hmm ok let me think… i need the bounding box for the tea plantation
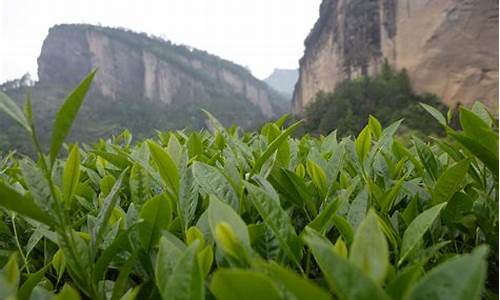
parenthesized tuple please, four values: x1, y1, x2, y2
(0, 71, 497, 299)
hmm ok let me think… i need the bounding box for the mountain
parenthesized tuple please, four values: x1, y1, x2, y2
(292, 0, 499, 114)
(264, 68, 298, 98)
(1, 24, 288, 153)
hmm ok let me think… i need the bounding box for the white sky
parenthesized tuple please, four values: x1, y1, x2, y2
(0, 0, 321, 82)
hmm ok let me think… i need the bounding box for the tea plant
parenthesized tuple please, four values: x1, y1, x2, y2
(0, 71, 498, 299)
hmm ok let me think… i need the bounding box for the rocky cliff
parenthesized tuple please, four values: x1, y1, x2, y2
(38, 24, 286, 119)
(292, 0, 498, 114)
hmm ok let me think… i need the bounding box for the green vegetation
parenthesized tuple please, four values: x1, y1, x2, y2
(0, 81, 276, 155)
(0, 72, 498, 299)
(303, 63, 449, 137)
(0, 24, 288, 154)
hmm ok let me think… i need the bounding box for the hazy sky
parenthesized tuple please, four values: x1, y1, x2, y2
(0, 0, 321, 82)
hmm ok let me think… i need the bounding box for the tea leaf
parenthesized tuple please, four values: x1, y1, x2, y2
(148, 140, 179, 194)
(432, 160, 470, 204)
(252, 120, 302, 173)
(349, 210, 389, 284)
(245, 182, 302, 267)
(165, 241, 204, 300)
(50, 69, 96, 164)
(139, 194, 172, 250)
(210, 269, 282, 300)
(193, 162, 238, 211)
(408, 246, 488, 300)
(0, 181, 52, 226)
(0, 91, 31, 132)
(62, 145, 81, 206)
(303, 227, 390, 300)
(399, 203, 446, 265)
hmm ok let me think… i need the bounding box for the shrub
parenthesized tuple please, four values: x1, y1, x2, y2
(0, 71, 497, 299)
(303, 63, 448, 137)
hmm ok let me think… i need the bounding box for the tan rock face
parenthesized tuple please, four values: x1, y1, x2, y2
(38, 24, 282, 118)
(292, 0, 499, 114)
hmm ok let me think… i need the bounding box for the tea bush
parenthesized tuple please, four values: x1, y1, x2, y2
(0, 71, 498, 299)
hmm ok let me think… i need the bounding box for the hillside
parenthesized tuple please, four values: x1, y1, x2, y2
(292, 0, 499, 114)
(1, 24, 288, 153)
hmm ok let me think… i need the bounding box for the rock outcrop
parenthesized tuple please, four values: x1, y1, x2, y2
(292, 0, 498, 114)
(38, 24, 286, 118)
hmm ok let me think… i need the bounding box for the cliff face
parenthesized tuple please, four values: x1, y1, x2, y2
(38, 24, 285, 118)
(292, 0, 499, 114)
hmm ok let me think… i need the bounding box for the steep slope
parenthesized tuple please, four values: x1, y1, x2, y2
(264, 68, 298, 98)
(292, 0, 498, 114)
(38, 24, 287, 119)
(1, 24, 289, 153)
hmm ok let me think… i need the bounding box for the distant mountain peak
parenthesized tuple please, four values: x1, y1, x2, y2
(264, 68, 298, 99)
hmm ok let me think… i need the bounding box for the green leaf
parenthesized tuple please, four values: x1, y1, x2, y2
(309, 194, 345, 233)
(0, 90, 31, 132)
(459, 107, 499, 156)
(355, 126, 372, 163)
(263, 262, 332, 300)
(17, 264, 51, 300)
(19, 160, 59, 220)
(165, 241, 204, 300)
(306, 160, 328, 198)
(441, 192, 473, 225)
(62, 145, 81, 206)
(252, 120, 303, 173)
(459, 107, 491, 139)
(50, 69, 96, 164)
(52, 249, 65, 283)
(420, 103, 446, 126)
(449, 131, 498, 175)
(347, 189, 368, 231)
(178, 163, 199, 232)
(381, 178, 404, 212)
(94, 226, 135, 281)
(58, 230, 91, 287)
(210, 269, 282, 300)
(399, 203, 447, 265)
(53, 284, 81, 300)
(156, 235, 186, 297)
(193, 162, 238, 211)
(270, 169, 316, 215)
(0, 181, 52, 226)
(471, 101, 493, 126)
(3, 252, 19, 288)
(92, 170, 125, 250)
(414, 138, 439, 181)
(111, 251, 139, 300)
(432, 160, 470, 204)
(386, 265, 423, 300)
(167, 134, 183, 166)
(129, 164, 150, 206)
(264, 123, 291, 168)
(139, 194, 172, 250)
(147, 140, 179, 194)
(244, 182, 302, 267)
(303, 227, 390, 300)
(408, 246, 488, 300)
(187, 132, 203, 158)
(94, 150, 132, 169)
(349, 210, 389, 284)
(207, 195, 249, 247)
(332, 215, 354, 245)
(368, 115, 382, 139)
